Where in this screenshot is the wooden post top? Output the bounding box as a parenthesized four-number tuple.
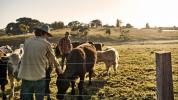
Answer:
(155, 51, 171, 54)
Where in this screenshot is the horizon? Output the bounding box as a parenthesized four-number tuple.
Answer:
(1, 0, 178, 29)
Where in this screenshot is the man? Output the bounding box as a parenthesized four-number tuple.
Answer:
(18, 25, 62, 100)
(58, 31, 72, 70)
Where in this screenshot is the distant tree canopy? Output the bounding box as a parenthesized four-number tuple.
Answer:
(90, 19, 102, 27)
(125, 23, 133, 28)
(70, 23, 89, 37)
(5, 17, 42, 35)
(68, 21, 80, 28)
(103, 24, 114, 28)
(51, 21, 64, 30)
(16, 17, 41, 33)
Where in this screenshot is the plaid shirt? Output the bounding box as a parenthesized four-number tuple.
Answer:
(58, 37, 72, 54)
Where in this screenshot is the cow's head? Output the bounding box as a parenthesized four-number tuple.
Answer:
(56, 73, 70, 100)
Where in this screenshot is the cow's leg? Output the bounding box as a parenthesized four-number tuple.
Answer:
(1, 85, 7, 100)
(78, 77, 84, 99)
(8, 75, 14, 99)
(71, 80, 75, 95)
(113, 62, 118, 75)
(78, 76, 84, 100)
(104, 62, 109, 75)
(88, 70, 93, 85)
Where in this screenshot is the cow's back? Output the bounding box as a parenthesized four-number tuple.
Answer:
(77, 43, 97, 72)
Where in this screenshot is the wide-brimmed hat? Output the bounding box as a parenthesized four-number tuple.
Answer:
(65, 32, 71, 36)
(36, 25, 52, 37)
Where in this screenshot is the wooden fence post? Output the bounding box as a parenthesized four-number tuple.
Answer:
(156, 51, 174, 100)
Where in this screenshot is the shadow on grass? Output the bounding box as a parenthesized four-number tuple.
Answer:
(61, 71, 111, 100)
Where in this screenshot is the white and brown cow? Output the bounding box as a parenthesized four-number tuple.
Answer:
(97, 47, 119, 75)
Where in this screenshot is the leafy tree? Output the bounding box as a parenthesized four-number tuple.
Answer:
(70, 23, 89, 37)
(19, 24, 29, 33)
(5, 22, 20, 35)
(90, 19, 102, 27)
(51, 21, 64, 30)
(16, 17, 41, 33)
(125, 23, 133, 28)
(68, 21, 80, 28)
(5, 17, 42, 35)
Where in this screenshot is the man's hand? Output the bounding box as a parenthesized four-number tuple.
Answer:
(56, 67, 63, 75)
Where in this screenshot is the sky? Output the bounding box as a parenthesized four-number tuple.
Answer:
(1, 0, 178, 29)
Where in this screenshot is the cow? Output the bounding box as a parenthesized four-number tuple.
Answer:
(7, 45, 24, 99)
(56, 43, 97, 100)
(71, 41, 80, 48)
(54, 41, 104, 58)
(0, 45, 13, 99)
(0, 45, 13, 57)
(97, 47, 119, 75)
(0, 57, 9, 100)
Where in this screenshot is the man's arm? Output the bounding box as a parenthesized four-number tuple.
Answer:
(46, 44, 63, 74)
(68, 39, 73, 51)
(58, 39, 63, 55)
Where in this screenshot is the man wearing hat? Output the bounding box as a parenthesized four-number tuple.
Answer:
(18, 25, 62, 100)
(58, 31, 73, 70)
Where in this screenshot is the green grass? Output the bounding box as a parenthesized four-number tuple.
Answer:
(1, 44, 178, 100)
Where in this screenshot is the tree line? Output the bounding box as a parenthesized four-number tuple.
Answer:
(5, 17, 134, 35)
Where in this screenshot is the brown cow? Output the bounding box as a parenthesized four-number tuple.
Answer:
(56, 43, 97, 100)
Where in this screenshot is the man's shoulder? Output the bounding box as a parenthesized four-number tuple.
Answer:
(42, 39, 51, 45)
(25, 37, 34, 42)
(33, 37, 51, 46)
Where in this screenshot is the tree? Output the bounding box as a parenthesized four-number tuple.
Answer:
(70, 23, 89, 38)
(19, 24, 29, 33)
(68, 21, 80, 28)
(116, 19, 122, 28)
(51, 21, 64, 30)
(90, 19, 102, 27)
(5, 22, 20, 35)
(146, 23, 150, 29)
(5, 17, 42, 35)
(16, 17, 41, 33)
(125, 23, 133, 28)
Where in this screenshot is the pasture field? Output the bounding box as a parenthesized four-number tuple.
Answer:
(1, 28, 178, 46)
(1, 44, 178, 100)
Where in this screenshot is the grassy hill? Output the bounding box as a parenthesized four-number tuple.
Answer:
(1, 28, 178, 46)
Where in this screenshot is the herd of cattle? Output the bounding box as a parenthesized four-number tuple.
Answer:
(0, 41, 119, 100)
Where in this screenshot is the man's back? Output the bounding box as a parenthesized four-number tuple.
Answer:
(18, 37, 51, 80)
